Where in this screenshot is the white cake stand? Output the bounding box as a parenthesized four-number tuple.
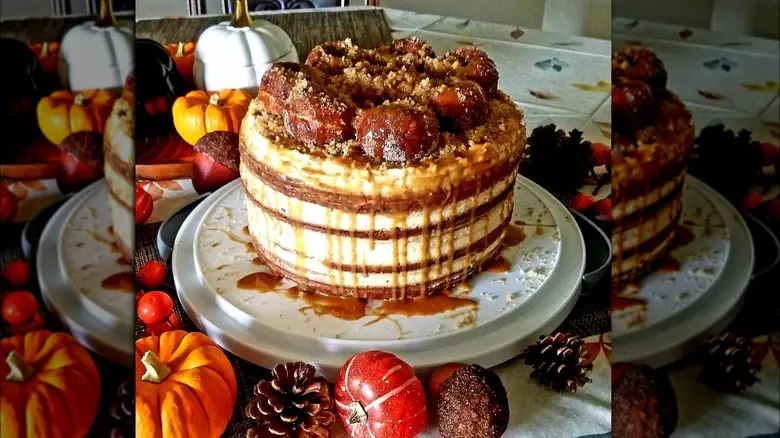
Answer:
(612, 176, 754, 366)
(173, 176, 585, 379)
(37, 179, 134, 366)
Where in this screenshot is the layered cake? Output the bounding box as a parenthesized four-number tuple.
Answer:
(611, 47, 694, 288)
(103, 73, 135, 260)
(240, 38, 525, 299)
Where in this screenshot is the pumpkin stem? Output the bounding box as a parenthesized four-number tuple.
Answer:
(209, 93, 220, 106)
(5, 351, 36, 384)
(347, 401, 368, 425)
(141, 351, 172, 384)
(94, 0, 117, 28)
(176, 42, 185, 58)
(41, 42, 49, 57)
(231, 0, 254, 28)
(73, 94, 85, 106)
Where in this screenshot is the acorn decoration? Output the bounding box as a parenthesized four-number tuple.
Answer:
(107, 379, 134, 438)
(697, 332, 761, 393)
(519, 332, 593, 393)
(520, 124, 595, 195)
(245, 362, 336, 438)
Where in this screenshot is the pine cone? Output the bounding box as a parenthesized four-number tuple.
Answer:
(108, 379, 134, 438)
(520, 332, 593, 393)
(520, 125, 594, 194)
(698, 332, 761, 393)
(245, 362, 336, 438)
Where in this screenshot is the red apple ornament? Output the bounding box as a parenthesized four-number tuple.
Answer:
(335, 351, 427, 438)
(192, 131, 240, 194)
(57, 131, 104, 193)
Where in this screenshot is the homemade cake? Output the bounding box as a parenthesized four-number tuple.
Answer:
(611, 46, 694, 289)
(103, 73, 135, 260)
(240, 38, 525, 299)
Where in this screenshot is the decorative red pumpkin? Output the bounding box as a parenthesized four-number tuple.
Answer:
(335, 351, 427, 438)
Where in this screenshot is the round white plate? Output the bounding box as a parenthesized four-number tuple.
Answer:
(612, 176, 754, 366)
(174, 176, 585, 379)
(37, 179, 134, 365)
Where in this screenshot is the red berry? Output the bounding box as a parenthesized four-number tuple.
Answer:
(589, 198, 612, 220)
(760, 142, 778, 167)
(135, 184, 154, 224)
(743, 193, 764, 211)
(2, 259, 31, 287)
(192, 151, 239, 195)
(10, 321, 39, 335)
(591, 142, 611, 167)
(2, 291, 38, 325)
(33, 312, 44, 326)
(144, 320, 175, 336)
(427, 362, 466, 403)
(571, 193, 596, 212)
(137, 291, 174, 325)
(768, 198, 780, 221)
(0, 183, 19, 223)
(137, 261, 167, 289)
(167, 312, 182, 329)
(135, 290, 146, 305)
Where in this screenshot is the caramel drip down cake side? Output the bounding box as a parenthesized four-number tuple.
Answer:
(611, 47, 694, 291)
(239, 38, 526, 300)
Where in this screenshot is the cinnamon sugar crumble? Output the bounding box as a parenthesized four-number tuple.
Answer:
(252, 38, 524, 167)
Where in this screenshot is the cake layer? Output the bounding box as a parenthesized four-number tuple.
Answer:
(243, 169, 515, 299)
(103, 92, 135, 262)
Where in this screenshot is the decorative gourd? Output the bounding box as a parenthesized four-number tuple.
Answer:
(172, 89, 251, 145)
(58, 0, 133, 91)
(37, 89, 117, 146)
(0, 38, 55, 163)
(136, 38, 187, 138)
(0, 330, 101, 438)
(165, 42, 196, 82)
(29, 42, 60, 75)
(193, 0, 297, 95)
(135, 330, 237, 438)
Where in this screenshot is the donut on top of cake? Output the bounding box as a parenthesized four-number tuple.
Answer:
(611, 46, 694, 288)
(240, 38, 526, 299)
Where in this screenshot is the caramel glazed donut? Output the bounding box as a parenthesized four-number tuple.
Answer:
(240, 38, 526, 299)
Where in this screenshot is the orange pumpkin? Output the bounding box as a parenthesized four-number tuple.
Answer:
(172, 89, 250, 145)
(36, 89, 117, 146)
(0, 330, 101, 438)
(135, 330, 237, 438)
(165, 42, 196, 81)
(29, 42, 60, 75)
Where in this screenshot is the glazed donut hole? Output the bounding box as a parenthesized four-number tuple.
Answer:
(256, 38, 508, 164)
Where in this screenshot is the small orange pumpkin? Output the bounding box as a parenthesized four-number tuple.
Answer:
(165, 42, 196, 81)
(172, 89, 251, 145)
(36, 89, 117, 146)
(29, 42, 60, 75)
(0, 330, 101, 438)
(135, 330, 237, 438)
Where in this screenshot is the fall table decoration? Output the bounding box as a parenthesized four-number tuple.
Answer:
(36, 89, 116, 146)
(245, 362, 335, 438)
(0, 330, 101, 438)
(335, 351, 427, 438)
(135, 330, 237, 438)
(697, 332, 761, 393)
(166, 42, 196, 83)
(172, 89, 251, 146)
(436, 364, 509, 438)
(519, 332, 593, 393)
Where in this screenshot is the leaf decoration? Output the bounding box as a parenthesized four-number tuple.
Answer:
(21, 180, 46, 190)
(529, 90, 558, 100)
(698, 90, 727, 100)
(156, 180, 183, 191)
(572, 81, 611, 92)
(741, 81, 780, 92)
(8, 183, 28, 200)
(456, 19, 470, 29)
(145, 182, 164, 201)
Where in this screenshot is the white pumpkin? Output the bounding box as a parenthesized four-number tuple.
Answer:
(193, 1, 297, 96)
(58, 0, 133, 92)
